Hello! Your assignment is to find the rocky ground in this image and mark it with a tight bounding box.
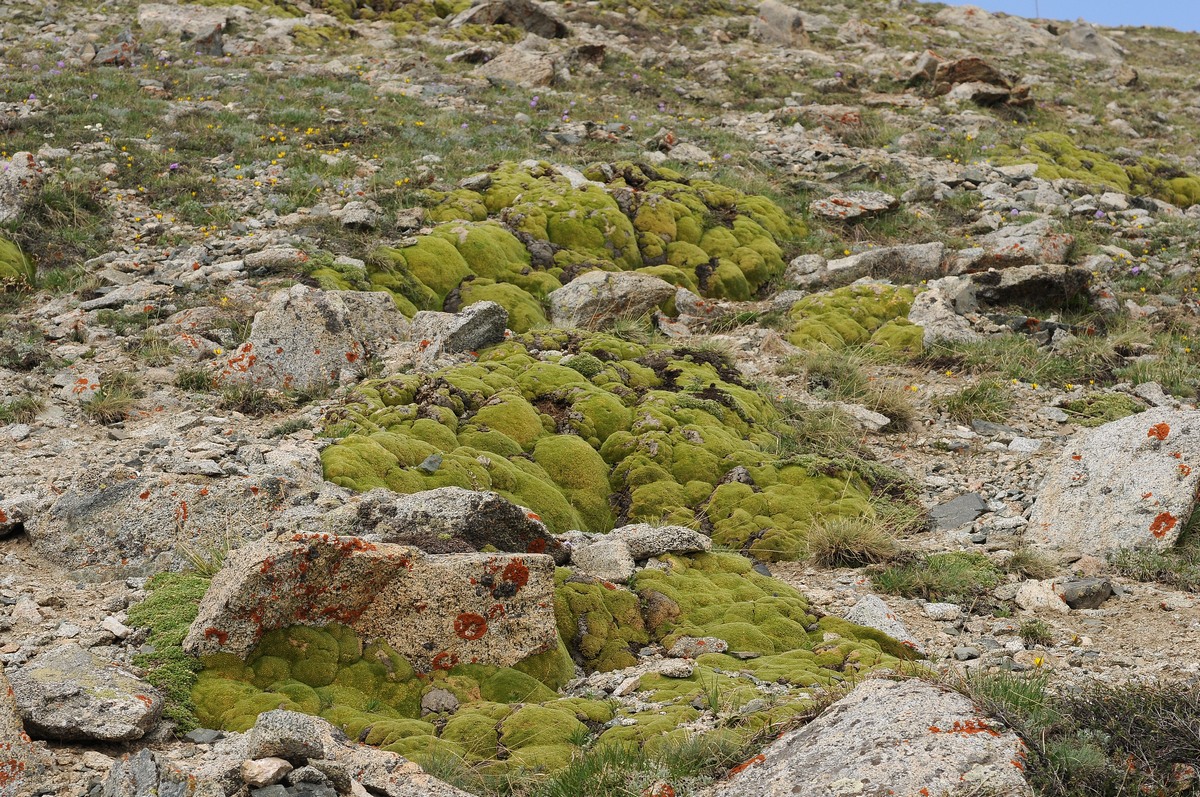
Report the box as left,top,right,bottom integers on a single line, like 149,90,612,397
3,0,1200,795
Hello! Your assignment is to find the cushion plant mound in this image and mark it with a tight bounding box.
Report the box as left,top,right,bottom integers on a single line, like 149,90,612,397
320,328,911,560
0,236,33,287
997,132,1200,208
178,547,913,778
787,283,921,354
341,161,806,332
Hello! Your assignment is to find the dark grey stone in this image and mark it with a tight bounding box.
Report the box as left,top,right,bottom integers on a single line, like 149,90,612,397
930,493,988,530
184,728,224,744
1058,578,1113,610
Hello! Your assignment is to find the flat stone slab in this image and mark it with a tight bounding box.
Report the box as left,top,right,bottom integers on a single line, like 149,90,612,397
7,643,163,742
184,533,557,671
1028,408,1200,553
712,678,1031,797
930,493,987,530
808,191,898,222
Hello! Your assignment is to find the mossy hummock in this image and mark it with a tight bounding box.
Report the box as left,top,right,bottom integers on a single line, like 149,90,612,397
321,328,890,560
335,161,806,332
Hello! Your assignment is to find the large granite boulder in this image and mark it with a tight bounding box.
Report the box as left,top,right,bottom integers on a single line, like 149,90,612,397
712,678,1031,797
217,285,409,390
1028,409,1200,554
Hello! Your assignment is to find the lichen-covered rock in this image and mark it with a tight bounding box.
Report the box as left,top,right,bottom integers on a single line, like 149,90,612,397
343,487,568,563
1028,408,1200,554
822,242,944,285
610,523,712,559
320,328,894,560
183,533,557,671
217,285,409,390
713,678,1031,797
7,643,164,742
569,537,636,583
957,219,1075,272
808,191,898,221
548,270,676,329
23,468,317,580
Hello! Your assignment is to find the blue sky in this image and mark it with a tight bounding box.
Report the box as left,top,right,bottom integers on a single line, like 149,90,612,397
941,1,1200,32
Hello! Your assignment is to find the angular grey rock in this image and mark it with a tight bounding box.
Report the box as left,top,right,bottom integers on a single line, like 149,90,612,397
1056,578,1113,610
345,487,567,562
571,537,636,583
712,678,1031,797
411,301,508,365
844,595,918,649
808,191,898,222
960,220,1074,272
451,0,569,38
971,264,1090,309
824,242,944,284
609,523,712,559
1134,381,1176,408
1028,409,1200,553
8,643,163,741
476,49,558,88
24,469,315,580
930,493,987,530
909,276,981,346
242,757,293,788
218,285,409,390
1062,23,1126,62
1009,437,1042,453
548,270,675,329
183,533,557,671
751,0,807,47
248,711,473,797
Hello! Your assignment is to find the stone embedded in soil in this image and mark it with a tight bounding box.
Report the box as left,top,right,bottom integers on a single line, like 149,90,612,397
183,533,557,670
929,493,988,530
971,263,1091,309
808,190,898,222
843,595,919,650
712,678,1032,797
7,643,163,742
1056,578,1114,610
1028,408,1200,554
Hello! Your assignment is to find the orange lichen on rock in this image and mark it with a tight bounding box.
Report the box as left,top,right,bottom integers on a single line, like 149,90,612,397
1150,511,1178,539
1148,422,1171,441
928,719,1000,736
